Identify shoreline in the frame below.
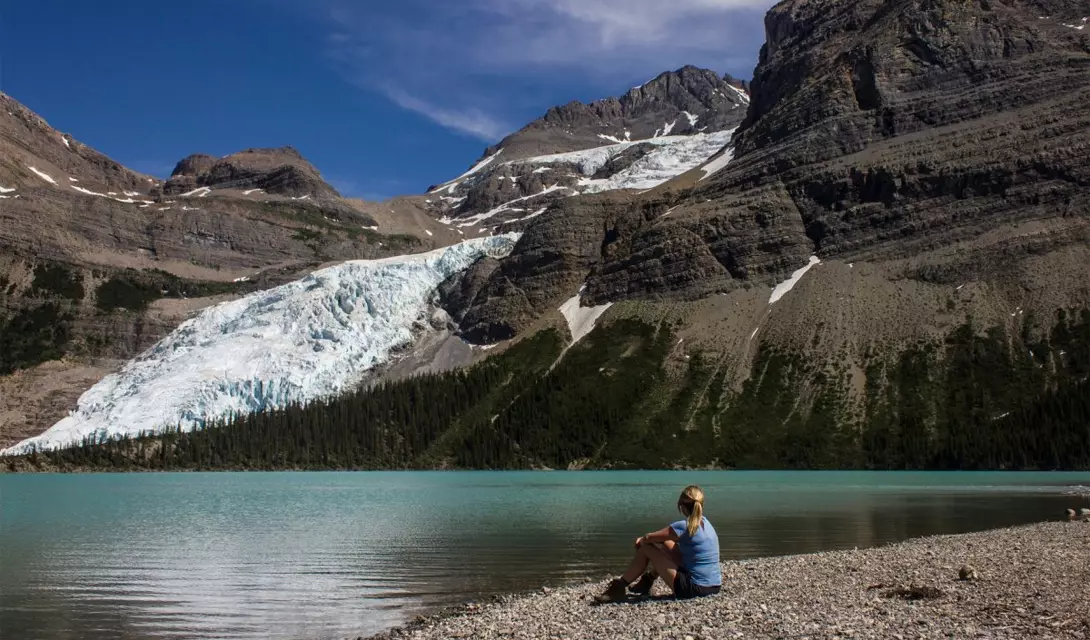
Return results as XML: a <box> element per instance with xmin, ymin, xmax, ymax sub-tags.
<box><xmin>361</xmin><ymin>521</ymin><xmax>1090</xmax><ymax>640</ymax></box>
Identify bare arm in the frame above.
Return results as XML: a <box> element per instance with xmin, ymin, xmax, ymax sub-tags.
<box><xmin>636</xmin><ymin>525</ymin><xmax>679</xmax><ymax>548</ymax></box>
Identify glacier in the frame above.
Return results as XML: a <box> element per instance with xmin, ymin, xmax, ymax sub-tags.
<box><xmin>2</xmin><ymin>235</ymin><xmax>521</xmax><ymax>456</ymax></box>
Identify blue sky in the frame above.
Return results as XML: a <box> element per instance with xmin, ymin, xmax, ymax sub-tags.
<box><xmin>1</xmin><ymin>1</ymin><xmax>771</xmax><ymax>200</ymax></box>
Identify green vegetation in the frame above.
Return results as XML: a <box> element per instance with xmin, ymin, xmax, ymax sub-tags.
<box><xmin>96</xmin><ymin>269</ymin><xmax>245</xmax><ymax>312</ymax></box>
<box><xmin>11</xmin><ymin>310</ymin><xmax>1090</xmax><ymax>472</ymax></box>
<box><xmin>30</xmin><ymin>263</ymin><xmax>85</xmax><ymax>301</ymax></box>
<box><xmin>0</xmin><ymin>304</ymin><xmax>73</xmax><ymax>375</ymax></box>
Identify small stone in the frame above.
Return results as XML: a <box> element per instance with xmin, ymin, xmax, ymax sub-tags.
<box><xmin>959</xmin><ymin>565</ymin><xmax>979</xmax><ymax>581</ymax></box>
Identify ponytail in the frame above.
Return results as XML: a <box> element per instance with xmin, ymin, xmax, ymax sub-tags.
<box><xmin>678</xmin><ymin>485</ymin><xmax>706</xmax><ymax>537</ymax></box>
<box><xmin>686</xmin><ymin>500</ymin><xmax>703</xmax><ymax>538</ymax></box>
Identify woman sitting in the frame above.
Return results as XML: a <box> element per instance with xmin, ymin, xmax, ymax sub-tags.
<box><xmin>595</xmin><ymin>485</ymin><xmax>721</xmax><ymax>603</ymax></box>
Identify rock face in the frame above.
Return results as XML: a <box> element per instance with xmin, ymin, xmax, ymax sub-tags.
<box><xmin>163</xmin><ymin>147</ymin><xmax>340</xmax><ymax>198</ymax></box>
<box><xmin>421</xmin><ymin>67</ymin><xmax>749</xmax><ymax>234</ymax></box>
<box><xmin>0</xmin><ymin>95</ymin><xmax>421</xmax><ymax>448</ymax></box>
<box><xmin>454</xmin><ymin>0</ymin><xmax>1090</xmax><ymax>340</ymax></box>
<box><xmin>485</xmin><ymin>66</ymin><xmax>749</xmax><ymax>162</ymax></box>
<box><xmin>0</xmin><ymin>92</ymin><xmax>155</xmax><ymax>194</ymax></box>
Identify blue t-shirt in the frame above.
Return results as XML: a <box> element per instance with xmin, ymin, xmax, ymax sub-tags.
<box><xmin>669</xmin><ymin>516</ymin><xmax>721</xmax><ymax>587</ymax></box>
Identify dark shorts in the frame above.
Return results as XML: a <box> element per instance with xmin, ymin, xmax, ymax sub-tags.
<box><xmin>672</xmin><ymin>568</ymin><xmax>721</xmax><ymax>600</ymax></box>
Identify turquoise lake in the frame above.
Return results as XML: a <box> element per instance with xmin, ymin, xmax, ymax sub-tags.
<box><xmin>1</xmin><ymin>471</ymin><xmax>1087</xmax><ymax>639</ymax></box>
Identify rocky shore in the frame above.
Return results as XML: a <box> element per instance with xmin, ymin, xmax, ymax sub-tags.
<box><xmin>364</xmin><ymin>522</ymin><xmax>1089</xmax><ymax>640</ymax></box>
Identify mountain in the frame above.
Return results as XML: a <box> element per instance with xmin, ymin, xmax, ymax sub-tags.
<box><xmin>419</xmin><ymin>67</ymin><xmax>750</xmax><ymax>232</ymax></box>
<box><xmin>162</xmin><ymin>147</ymin><xmax>341</xmax><ymax>199</ymax></box>
<box><xmin>1</xmin><ymin>235</ymin><xmax>519</xmax><ymax>455</ymax></box>
<box><xmin>0</xmin><ymin>95</ymin><xmax>457</xmax><ymax>449</ymax></box>
<box><xmin>6</xmin><ymin>0</ymin><xmax>1090</xmax><ymax>469</ymax></box>
<box><xmin>453</xmin><ymin>0</ymin><xmax>1090</xmax><ymax>340</ymax></box>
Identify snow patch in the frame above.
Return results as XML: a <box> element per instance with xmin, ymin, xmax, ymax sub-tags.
<box><xmin>698</xmin><ymin>146</ymin><xmax>735</xmax><ymax>181</ymax></box>
<box><xmin>0</xmin><ymin>185</ymin><xmax>14</xmax><ymax>194</ymax></box>
<box><xmin>432</xmin><ymin>149</ymin><xmax>503</xmax><ymax>193</ymax></box>
<box><xmin>558</xmin><ymin>285</ymin><xmax>612</xmax><ymax>346</ymax></box>
<box><xmin>769</xmin><ymin>256</ymin><xmax>821</xmax><ymax>304</ymax></box>
<box><xmin>506</xmin><ymin>207</ymin><xmax>549</xmax><ymax>224</ymax></box>
<box><xmin>242</xmin><ymin>188</ymin><xmax>264</xmax><ymax>196</ymax></box>
<box><xmin>424</xmin><ymin>230</ymin><xmax>433</xmax><ymax>236</ymax></box>
<box><xmin>1</xmin><ymin>235</ymin><xmax>522</xmax><ymax>456</ymax></box>
<box><xmin>68</xmin><ymin>177</ymin><xmax>79</xmax><ymax>182</ymax></box>
<box><xmin>70</xmin><ymin>184</ymin><xmax>150</xmax><ymax>204</ymax></box>
<box><xmin>659</xmin><ymin>120</ymin><xmax>676</xmax><ymax>137</ymax></box>
<box><xmin>181</xmin><ymin>186</ymin><xmax>211</xmax><ymax>198</ymax></box>
<box><xmin>456</xmin><ymin>184</ymin><xmax>569</xmax><ymax>227</ymax></box>
<box><xmin>290</xmin><ymin>195</ymin><xmax>311</xmax><ymax>201</ymax></box>
<box><xmin>682</xmin><ymin>111</ymin><xmax>699</xmax><ymax>128</ymax></box>
<box><xmin>726</xmin><ymin>84</ymin><xmax>750</xmax><ymax>103</ymax></box>
<box><xmin>27</xmin><ymin>166</ymin><xmax>58</xmax><ymax>185</ymax></box>
<box><xmin>61</xmin><ymin>136</ymin><xmax>71</xmax><ymax>149</ymax></box>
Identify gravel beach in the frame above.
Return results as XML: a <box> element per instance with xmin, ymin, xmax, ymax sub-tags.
<box><xmin>364</xmin><ymin>522</ymin><xmax>1089</xmax><ymax>640</ymax></box>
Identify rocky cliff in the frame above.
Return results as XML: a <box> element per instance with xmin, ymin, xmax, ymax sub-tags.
<box><xmin>421</xmin><ymin>67</ymin><xmax>749</xmax><ymax>233</ymax></box>
<box><xmin>452</xmin><ymin>0</ymin><xmax>1090</xmax><ymax>341</ymax></box>
<box><xmin>162</xmin><ymin>146</ymin><xmax>341</xmax><ymax>199</ymax></box>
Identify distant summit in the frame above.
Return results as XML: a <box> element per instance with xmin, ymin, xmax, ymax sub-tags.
<box><xmin>163</xmin><ymin>146</ymin><xmax>340</xmax><ymax>199</ymax></box>
<box><xmin>419</xmin><ymin>66</ymin><xmax>750</xmax><ymax>231</ymax></box>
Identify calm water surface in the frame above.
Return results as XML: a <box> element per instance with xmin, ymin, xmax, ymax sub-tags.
<box><xmin>1</xmin><ymin>471</ymin><xmax>1087</xmax><ymax>639</ymax></box>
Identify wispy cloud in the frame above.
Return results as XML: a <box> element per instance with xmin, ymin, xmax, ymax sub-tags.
<box><xmin>381</xmin><ymin>86</ymin><xmax>509</xmax><ymax>141</ymax></box>
<box><xmin>322</xmin><ymin>0</ymin><xmax>772</xmax><ymax>139</ymax></box>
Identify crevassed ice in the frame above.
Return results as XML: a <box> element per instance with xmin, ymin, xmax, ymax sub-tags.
<box><xmin>2</xmin><ymin>235</ymin><xmax>521</xmax><ymax>455</ymax></box>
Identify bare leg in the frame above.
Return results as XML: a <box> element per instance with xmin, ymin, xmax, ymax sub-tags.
<box><xmin>621</xmin><ymin>543</ymin><xmax>680</xmax><ymax>591</ymax></box>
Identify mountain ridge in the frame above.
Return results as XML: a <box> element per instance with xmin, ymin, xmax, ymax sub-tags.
<box><xmin>4</xmin><ymin>0</ymin><xmax>1090</xmax><ymax>468</ymax></box>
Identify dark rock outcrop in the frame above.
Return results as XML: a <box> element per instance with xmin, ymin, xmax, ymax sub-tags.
<box><xmin>163</xmin><ymin>147</ymin><xmax>340</xmax><ymax>198</ymax></box>
<box><xmin>171</xmin><ymin>154</ymin><xmax>217</xmax><ymax>177</ymax></box>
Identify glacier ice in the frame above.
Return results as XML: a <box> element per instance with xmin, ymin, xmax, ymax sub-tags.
<box><xmin>2</xmin><ymin>235</ymin><xmax>521</xmax><ymax>456</ymax></box>
<box><xmin>578</xmin><ymin>129</ymin><xmax>736</xmax><ymax>193</ymax></box>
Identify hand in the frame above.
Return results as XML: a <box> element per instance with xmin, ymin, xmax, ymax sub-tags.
<box><xmin>634</xmin><ymin>536</ymin><xmax>645</xmax><ymax>548</ymax></box>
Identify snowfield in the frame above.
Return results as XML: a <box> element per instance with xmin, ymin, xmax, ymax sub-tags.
<box><xmin>514</xmin><ymin>130</ymin><xmax>732</xmax><ymax>182</ymax></box>
<box><xmin>2</xmin><ymin>235</ymin><xmax>521</xmax><ymax>456</ymax></box>
<box><xmin>578</xmin><ymin>129</ymin><xmax>735</xmax><ymax>193</ymax></box>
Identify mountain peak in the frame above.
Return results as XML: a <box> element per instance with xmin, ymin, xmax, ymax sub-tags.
<box><xmin>483</xmin><ymin>65</ymin><xmax>749</xmax><ymax>162</ymax></box>
<box><xmin>163</xmin><ymin>146</ymin><xmax>338</xmax><ymax>198</ymax></box>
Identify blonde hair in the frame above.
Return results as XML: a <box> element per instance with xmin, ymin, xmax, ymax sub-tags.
<box><xmin>677</xmin><ymin>485</ymin><xmax>705</xmax><ymax>537</ymax></box>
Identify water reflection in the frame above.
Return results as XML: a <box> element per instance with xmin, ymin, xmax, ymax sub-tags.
<box><xmin>1</xmin><ymin>471</ymin><xmax>1086</xmax><ymax>640</ymax></box>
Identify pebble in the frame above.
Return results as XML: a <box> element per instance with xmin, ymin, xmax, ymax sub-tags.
<box><xmin>362</xmin><ymin>523</ymin><xmax>1090</xmax><ymax>640</ymax></box>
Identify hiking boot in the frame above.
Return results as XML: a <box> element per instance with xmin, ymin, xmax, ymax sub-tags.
<box><xmin>629</xmin><ymin>571</ymin><xmax>657</xmax><ymax>596</ymax></box>
<box><xmin>593</xmin><ymin>578</ymin><xmax>629</xmax><ymax>603</ymax></box>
